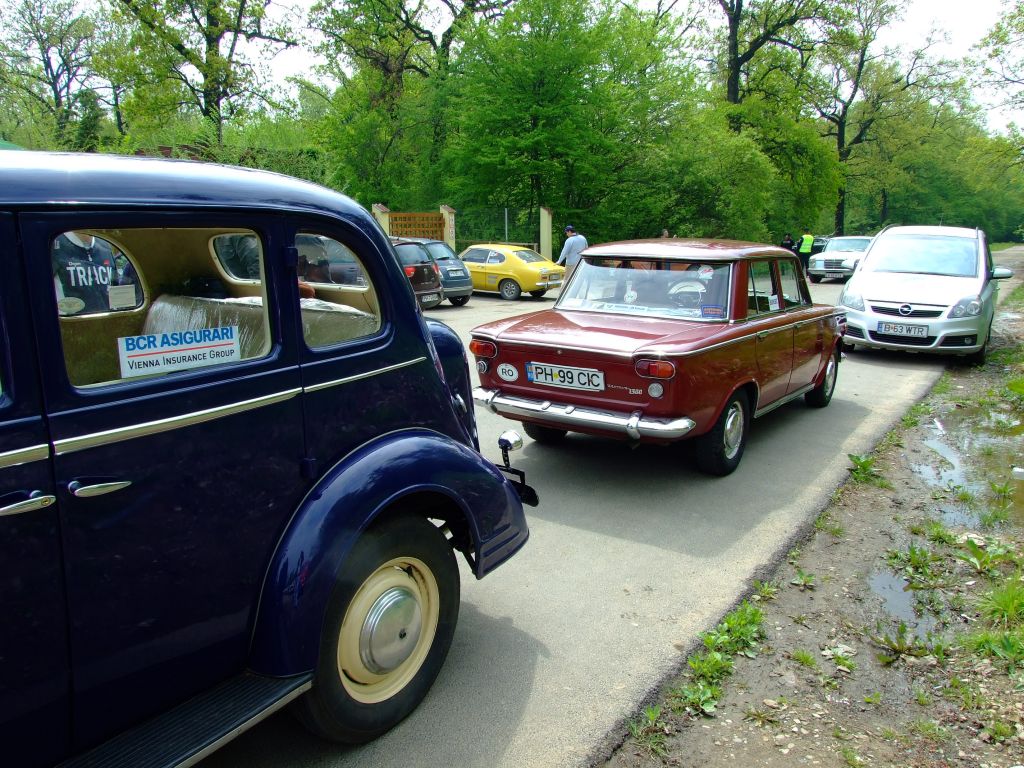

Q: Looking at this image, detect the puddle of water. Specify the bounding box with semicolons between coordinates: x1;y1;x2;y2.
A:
907;405;1024;524
868;571;937;640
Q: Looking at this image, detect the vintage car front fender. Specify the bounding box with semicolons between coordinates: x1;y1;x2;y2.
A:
247;428;529;676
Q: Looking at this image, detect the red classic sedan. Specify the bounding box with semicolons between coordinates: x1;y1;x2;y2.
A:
470;239;845;475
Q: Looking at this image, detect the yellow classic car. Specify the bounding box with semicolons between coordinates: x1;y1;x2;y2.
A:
458;243;566;300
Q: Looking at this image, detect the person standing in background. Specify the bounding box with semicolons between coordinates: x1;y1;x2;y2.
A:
780;233;796;252
556;224;588;274
797;228;814;272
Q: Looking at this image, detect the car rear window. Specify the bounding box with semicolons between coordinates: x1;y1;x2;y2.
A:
394;243;430;265
557;258;731;320
865;234;978;277
423;242;457;262
513;249;546;263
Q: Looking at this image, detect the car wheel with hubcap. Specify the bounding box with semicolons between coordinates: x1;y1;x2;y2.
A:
805;346;840;408
296;514;459;744
498;279;522;300
694;390;749;476
523;421;567;444
449;295;469;307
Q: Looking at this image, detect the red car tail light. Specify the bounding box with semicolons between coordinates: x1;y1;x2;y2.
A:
403;266;416;278
469;339;498;358
432;262;441;276
635;359;676;379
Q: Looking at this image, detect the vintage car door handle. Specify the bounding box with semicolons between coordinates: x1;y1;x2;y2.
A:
68;480;133;498
0;492;56;517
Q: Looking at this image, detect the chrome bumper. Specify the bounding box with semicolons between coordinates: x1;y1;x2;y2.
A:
473;387;696;441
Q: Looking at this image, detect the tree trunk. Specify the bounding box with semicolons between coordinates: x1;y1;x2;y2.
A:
834;187;846;235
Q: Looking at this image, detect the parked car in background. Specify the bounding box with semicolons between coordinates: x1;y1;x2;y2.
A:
392;237;473;306
459;243;566;300
812;235;830;254
391;238;444;309
470;239;845;475
1;151;534;768
840;225;1013;364
807;235;872;283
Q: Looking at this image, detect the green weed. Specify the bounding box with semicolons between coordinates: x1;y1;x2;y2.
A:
743;706;778;726
979;578;1024;627
925;521;956;546
966;630;1024;671
955;538;1007;576
791;568;816;591
863;691;881;705
789;648;818;669
628;705;668;756
908;719;950;742
668;680;720;717
839;746;863;766
688;650;733;682
913;688;931;706
901;402;931;428
752;579;779;601
847;453;891;487
979;506;1011;528
869;620;931;665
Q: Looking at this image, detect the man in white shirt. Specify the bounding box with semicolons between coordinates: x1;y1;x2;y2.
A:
556;224;588;274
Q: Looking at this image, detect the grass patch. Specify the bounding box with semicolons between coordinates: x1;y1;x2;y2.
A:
790;648;818;669
979;578;1024;627
901;402;931;428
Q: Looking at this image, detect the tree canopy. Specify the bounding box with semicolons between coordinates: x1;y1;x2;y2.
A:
1;0;1022;241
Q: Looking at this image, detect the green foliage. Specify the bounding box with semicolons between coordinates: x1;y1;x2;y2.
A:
668;680;720;717
847;453;890;487
979;578;1024;627
791;568;816;591
627;705;668;756
789;648;818;669
869;620;932;664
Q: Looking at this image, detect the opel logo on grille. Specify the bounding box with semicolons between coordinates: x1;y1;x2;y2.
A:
898;304;913;316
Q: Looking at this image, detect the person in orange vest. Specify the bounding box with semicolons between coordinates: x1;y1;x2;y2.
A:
797;228;814;271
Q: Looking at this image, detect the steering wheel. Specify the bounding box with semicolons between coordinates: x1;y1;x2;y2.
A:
668;280;706;309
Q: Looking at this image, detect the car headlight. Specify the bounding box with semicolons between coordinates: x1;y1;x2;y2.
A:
538;268;549;275
949;296;982;317
840;289;864;311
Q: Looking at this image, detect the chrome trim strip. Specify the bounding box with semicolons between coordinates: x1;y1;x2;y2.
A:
53;388;301;456
474;319;830;359
69;480;132;498
303;357;428;393
753;383;815;418
473;387;696;440
180;680;313;768
0;444;50;469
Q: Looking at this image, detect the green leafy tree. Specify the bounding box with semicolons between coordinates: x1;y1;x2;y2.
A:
0;0;96;146
111;0;298;145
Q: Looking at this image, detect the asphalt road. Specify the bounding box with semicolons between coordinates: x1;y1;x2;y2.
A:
202;276;972;768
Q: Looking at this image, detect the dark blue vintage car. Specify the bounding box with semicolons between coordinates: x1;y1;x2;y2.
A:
0;152;533;767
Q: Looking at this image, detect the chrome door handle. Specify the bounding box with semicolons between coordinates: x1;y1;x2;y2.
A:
0;493;56;517
756;331;769;340
68;480;133;498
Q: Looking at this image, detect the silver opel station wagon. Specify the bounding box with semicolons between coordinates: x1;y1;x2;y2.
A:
0;152;534;767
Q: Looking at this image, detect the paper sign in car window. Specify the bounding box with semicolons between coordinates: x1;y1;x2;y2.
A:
768;294;780;312
108;284;138;311
118;326;241;378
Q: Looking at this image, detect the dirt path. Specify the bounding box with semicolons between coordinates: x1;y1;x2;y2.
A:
600;250;1024;768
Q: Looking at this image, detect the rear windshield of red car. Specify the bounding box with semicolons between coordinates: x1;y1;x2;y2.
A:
556;258;732;321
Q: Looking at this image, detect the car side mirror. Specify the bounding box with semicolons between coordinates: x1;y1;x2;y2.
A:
993;266;1014;280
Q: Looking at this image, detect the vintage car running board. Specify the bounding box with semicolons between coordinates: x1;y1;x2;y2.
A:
474;387;696;441
59;673;312;768
753;382;815;418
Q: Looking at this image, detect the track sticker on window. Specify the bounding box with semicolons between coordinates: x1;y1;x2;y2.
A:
118;326;240;377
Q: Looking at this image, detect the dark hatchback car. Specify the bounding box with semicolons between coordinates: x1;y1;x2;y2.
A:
391;239;444;309
393;237;473;306
0;152;534;768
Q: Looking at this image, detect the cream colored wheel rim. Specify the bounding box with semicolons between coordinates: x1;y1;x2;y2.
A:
337;556;440;704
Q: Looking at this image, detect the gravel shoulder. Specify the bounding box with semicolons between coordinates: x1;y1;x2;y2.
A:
599;250;1024;768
